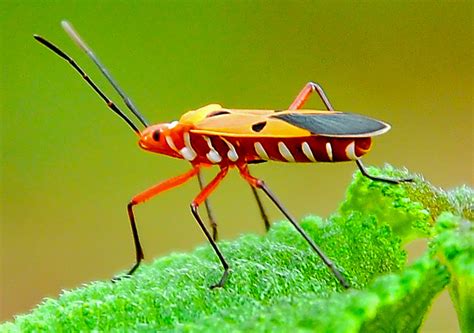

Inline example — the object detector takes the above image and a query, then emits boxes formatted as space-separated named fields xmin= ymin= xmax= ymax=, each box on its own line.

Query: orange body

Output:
xmin=139 ymin=104 xmax=379 ymax=168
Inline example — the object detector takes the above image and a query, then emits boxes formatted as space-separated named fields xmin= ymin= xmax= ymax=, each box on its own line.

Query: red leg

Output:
xmin=122 ymin=167 xmax=200 ymax=277
xmin=190 ymin=167 xmax=231 ymax=288
xmin=193 ymin=167 xmax=228 ymax=206
xmin=237 ymin=164 xmax=350 ymax=289
xmin=197 ymin=171 xmax=219 ymax=241
xmin=289 ymin=81 xmax=334 ymax=111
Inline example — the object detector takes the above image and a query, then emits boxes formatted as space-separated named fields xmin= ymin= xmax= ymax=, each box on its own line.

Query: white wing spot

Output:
xmin=278 ymin=141 xmax=295 ymax=162
xmin=180 ymin=147 xmax=196 ymax=161
xmin=254 ymin=142 xmax=269 ymax=160
xmin=301 ymin=141 xmax=317 ymax=162
xmin=203 ymin=136 xmax=222 ymax=164
xmin=326 ymin=142 xmax=333 ymax=161
xmin=181 ymin=132 xmax=197 ymax=161
xmin=221 ymin=137 xmax=239 ymax=162
xmin=345 ymin=141 xmax=358 ymax=160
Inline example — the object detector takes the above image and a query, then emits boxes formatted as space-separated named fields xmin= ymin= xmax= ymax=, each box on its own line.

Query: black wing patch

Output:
xmin=251 ymin=121 xmax=267 ymax=132
xmin=272 ymin=112 xmax=389 ymax=136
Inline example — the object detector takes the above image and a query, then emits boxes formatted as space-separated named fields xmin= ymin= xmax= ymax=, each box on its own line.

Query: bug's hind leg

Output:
xmin=238 ymin=164 xmax=350 ymax=289
xmin=290 ymin=83 xmax=412 ymax=185
xmin=356 ymin=159 xmax=413 ymax=184
xmin=289 ymin=81 xmax=334 ymax=111
xmin=245 ymin=80 xmax=335 ymax=234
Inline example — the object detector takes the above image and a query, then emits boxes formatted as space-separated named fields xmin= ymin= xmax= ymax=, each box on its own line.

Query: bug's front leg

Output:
xmin=289 ymin=81 xmax=334 ymax=111
xmin=190 ymin=167 xmax=231 ymax=289
xmin=117 ymin=167 xmax=200 ymax=279
xmin=237 ymin=164 xmax=350 ymax=289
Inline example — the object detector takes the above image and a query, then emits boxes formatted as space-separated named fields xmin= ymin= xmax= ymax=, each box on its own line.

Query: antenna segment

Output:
xmin=61 ymin=21 xmax=150 ymax=127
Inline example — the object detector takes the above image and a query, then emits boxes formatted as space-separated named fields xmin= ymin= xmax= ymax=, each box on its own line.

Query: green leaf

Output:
xmin=1 ymin=166 xmax=471 ymax=332
xmin=431 ymin=212 xmax=474 ymax=332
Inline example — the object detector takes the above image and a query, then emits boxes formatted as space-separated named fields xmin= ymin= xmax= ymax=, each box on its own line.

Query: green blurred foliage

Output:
xmin=1 ymin=1 xmax=472 ymax=331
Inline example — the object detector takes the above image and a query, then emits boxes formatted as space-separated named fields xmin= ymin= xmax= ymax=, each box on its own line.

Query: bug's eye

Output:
xmin=152 ymin=130 xmax=161 ymax=141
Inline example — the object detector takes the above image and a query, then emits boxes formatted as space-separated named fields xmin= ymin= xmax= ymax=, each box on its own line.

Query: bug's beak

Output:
xmin=138 ymin=139 xmax=148 ymax=150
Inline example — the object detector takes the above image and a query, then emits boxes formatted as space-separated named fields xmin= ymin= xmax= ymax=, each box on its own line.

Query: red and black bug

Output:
xmin=34 ymin=22 xmax=411 ymax=289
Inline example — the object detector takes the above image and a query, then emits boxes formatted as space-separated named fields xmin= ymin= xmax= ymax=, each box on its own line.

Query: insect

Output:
xmin=34 ymin=22 xmax=412 ymax=290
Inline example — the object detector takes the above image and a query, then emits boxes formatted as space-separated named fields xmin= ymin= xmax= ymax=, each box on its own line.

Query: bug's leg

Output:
xmin=290 ymin=83 xmax=412 ymax=184
xmin=197 ymin=171 xmax=219 ymax=241
xmin=356 ymin=159 xmax=413 ymax=184
xmin=118 ymin=167 xmax=200 ymax=278
xmin=250 ymin=186 xmax=271 ymax=231
xmin=237 ymin=164 xmax=350 ymax=289
xmin=190 ymin=167 xmax=231 ymax=289
xmin=289 ymin=81 xmax=334 ymax=111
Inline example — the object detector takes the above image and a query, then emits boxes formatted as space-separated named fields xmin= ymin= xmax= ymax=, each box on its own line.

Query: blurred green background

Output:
xmin=1 ymin=1 xmax=472 ymax=330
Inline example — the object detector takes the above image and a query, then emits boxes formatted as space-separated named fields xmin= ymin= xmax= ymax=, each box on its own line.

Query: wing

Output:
xmin=183 ymin=105 xmax=390 ymax=138
xmin=272 ymin=111 xmax=390 ymax=137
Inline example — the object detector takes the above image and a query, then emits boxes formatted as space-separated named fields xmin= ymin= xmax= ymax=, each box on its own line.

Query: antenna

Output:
xmin=34 ymin=34 xmax=141 ymax=134
xmin=61 ymin=21 xmax=150 ymax=128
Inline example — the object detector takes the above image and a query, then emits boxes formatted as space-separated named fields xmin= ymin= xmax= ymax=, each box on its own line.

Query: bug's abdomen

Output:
xmin=186 ymin=133 xmax=372 ymax=165
xmin=234 ymin=136 xmax=372 ymax=163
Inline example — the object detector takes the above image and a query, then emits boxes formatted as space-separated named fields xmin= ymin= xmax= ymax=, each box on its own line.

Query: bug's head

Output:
xmin=138 ymin=122 xmax=181 ymax=158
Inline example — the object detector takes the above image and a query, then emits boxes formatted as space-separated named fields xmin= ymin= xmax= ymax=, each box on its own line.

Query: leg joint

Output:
xmin=255 ymin=179 xmax=265 ymax=188
xmin=127 ymin=201 xmax=136 ymax=211
xmin=308 ymin=81 xmax=321 ymax=90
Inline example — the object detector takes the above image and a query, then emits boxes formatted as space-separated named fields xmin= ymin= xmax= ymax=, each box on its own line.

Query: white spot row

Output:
xmin=166 ymin=133 xmax=358 ymax=164
xmin=165 ymin=133 xmax=240 ymax=164
xmin=251 ymin=140 xmax=357 ymax=162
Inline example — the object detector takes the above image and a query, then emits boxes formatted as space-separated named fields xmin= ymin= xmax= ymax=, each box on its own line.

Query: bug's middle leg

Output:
xmin=190 ymin=167 xmax=231 ymax=289
xmin=245 ymin=81 xmax=337 ymax=234
xmin=199 ymin=169 xmax=270 ymax=239
xmin=197 ymin=171 xmax=219 ymax=241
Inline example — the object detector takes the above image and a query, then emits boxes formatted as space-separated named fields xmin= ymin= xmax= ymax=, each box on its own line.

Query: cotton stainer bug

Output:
xmin=34 ymin=22 xmax=412 ymax=290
